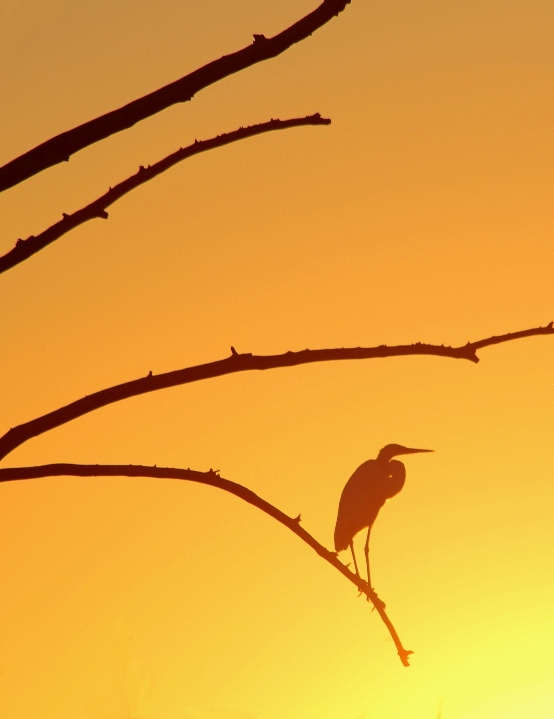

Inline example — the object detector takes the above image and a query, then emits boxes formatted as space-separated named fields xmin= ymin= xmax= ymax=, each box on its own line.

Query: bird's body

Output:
xmin=334 ymin=458 xmax=405 ymax=553
xmin=334 ymin=444 xmax=432 ymax=589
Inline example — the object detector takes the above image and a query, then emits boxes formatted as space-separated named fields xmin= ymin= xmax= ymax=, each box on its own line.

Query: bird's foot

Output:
xmin=366 ymin=590 xmax=386 ymax=611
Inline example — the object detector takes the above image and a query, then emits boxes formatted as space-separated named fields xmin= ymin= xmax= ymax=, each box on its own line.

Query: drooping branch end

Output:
xmin=398 ymin=648 xmax=414 ymax=667
xmin=0 ymin=461 xmax=413 ymax=665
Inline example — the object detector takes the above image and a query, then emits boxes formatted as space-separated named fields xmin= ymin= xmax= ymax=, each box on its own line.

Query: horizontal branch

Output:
xmin=0 ymin=462 xmax=412 ymax=666
xmin=1 ymin=323 xmax=551 ymax=464
xmin=0 ymin=114 xmax=330 ymax=275
xmin=0 ymin=0 xmax=350 ymax=192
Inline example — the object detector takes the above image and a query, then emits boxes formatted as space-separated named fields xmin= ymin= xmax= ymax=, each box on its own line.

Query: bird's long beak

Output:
xmin=401 ymin=447 xmax=434 ymax=455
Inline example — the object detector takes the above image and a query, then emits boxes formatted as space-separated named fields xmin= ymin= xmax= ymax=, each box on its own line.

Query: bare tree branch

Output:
xmin=0 ymin=0 xmax=350 ymax=193
xmin=1 ymin=323 xmax=551 ymax=464
xmin=0 ymin=114 xmax=330 ymax=276
xmin=0 ymin=462 xmax=412 ymax=666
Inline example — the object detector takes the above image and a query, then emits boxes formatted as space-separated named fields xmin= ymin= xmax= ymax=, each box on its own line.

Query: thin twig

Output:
xmin=0 ymin=462 xmax=412 ymax=666
xmin=0 ymin=0 xmax=351 ymax=193
xmin=0 ymin=323 xmax=551 ymax=463
xmin=0 ymin=115 xmax=330 ymax=275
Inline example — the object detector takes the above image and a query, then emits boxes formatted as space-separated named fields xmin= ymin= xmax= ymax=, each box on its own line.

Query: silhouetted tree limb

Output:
xmin=0 ymin=323 xmax=551 ymax=464
xmin=0 ymin=0 xmax=351 ymax=193
xmin=0 ymin=114 xmax=330 ymax=275
xmin=0 ymin=462 xmax=412 ymax=666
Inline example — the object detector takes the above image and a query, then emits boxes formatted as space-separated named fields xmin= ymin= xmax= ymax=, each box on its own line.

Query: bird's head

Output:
xmin=377 ymin=444 xmax=434 ymax=462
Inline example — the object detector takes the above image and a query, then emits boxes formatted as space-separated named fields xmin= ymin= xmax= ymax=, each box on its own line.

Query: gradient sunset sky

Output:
xmin=1 ymin=1 xmax=553 ymax=718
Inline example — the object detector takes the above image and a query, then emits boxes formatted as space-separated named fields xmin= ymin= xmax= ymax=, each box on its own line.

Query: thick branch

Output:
xmin=0 ymin=114 xmax=330 ymax=275
xmin=0 ymin=462 xmax=412 ymax=666
xmin=0 ymin=323 xmax=551 ymax=463
xmin=0 ymin=0 xmax=350 ymax=193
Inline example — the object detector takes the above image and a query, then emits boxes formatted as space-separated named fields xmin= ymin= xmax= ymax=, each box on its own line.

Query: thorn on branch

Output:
xmin=97 ymin=210 xmax=109 ymax=219
xmin=294 ymin=514 xmax=302 ymax=523
xmin=62 ymin=213 xmax=70 ymax=220
xmin=230 ymin=346 xmax=238 ymax=356
xmin=146 ymin=370 xmax=153 ymax=378
xmin=253 ymin=34 xmax=267 ymax=44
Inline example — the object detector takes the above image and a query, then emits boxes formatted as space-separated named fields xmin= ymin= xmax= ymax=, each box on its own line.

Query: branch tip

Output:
xmin=399 ymin=649 xmax=414 ymax=667
xmin=1 ymin=114 xmax=333 ymax=274
xmin=0 ymin=0 xmax=352 ymax=193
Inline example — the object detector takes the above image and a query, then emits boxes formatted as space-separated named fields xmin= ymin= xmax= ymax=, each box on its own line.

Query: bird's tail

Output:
xmin=333 ymin=524 xmax=350 ymax=553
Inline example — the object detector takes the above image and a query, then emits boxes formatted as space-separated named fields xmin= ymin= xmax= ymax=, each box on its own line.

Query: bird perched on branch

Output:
xmin=334 ymin=444 xmax=433 ymax=590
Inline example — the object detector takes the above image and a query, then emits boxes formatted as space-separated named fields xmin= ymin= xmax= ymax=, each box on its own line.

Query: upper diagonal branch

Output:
xmin=0 ymin=461 xmax=412 ymax=666
xmin=0 ymin=0 xmax=351 ymax=193
xmin=0 ymin=114 xmax=330 ymax=275
xmin=0 ymin=323 xmax=551 ymax=463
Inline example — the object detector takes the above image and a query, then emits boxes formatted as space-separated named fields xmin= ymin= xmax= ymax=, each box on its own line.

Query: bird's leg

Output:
xmin=364 ymin=528 xmax=372 ymax=591
xmin=350 ymin=541 xmax=365 ymax=598
xmin=363 ymin=532 xmax=386 ymax=610
xmin=349 ymin=541 xmax=360 ymax=577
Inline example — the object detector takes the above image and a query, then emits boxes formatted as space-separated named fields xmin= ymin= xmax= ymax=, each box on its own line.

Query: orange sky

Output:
xmin=1 ymin=1 xmax=553 ymax=718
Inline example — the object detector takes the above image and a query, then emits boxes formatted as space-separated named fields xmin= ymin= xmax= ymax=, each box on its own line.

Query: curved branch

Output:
xmin=0 ymin=462 xmax=412 ymax=666
xmin=0 ymin=0 xmax=350 ymax=193
xmin=0 ymin=114 xmax=330 ymax=275
xmin=0 ymin=323 xmax=552 ymax=463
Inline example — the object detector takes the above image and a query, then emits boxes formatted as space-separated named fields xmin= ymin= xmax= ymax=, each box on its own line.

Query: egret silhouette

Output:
xmin=334 ymin=444 xmax=433 ymax=590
